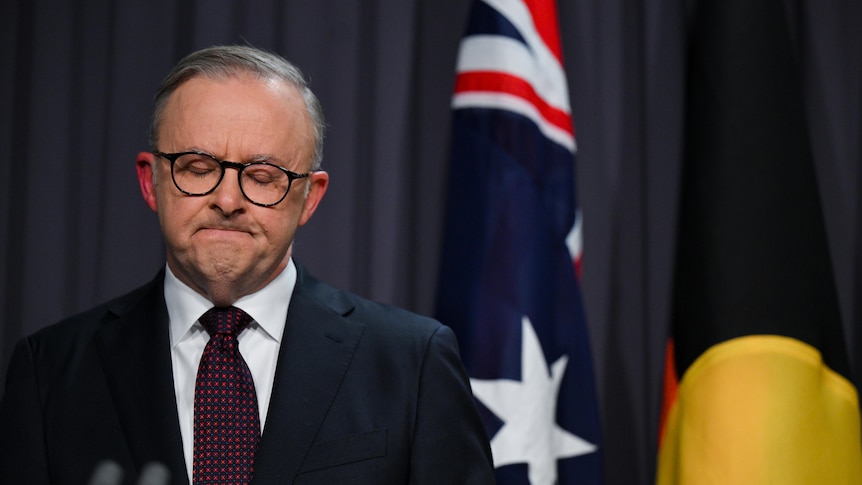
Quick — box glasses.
[153,151,311,207]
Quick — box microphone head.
[87,460,123,485]
[138,462,170,485]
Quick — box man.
[0,46,494,484]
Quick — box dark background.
[2,1,860,483]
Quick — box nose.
[210,166,246,215]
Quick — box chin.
[206,258,251,278]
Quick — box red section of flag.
[523,0,564,62]
[455,70,575,136]
[658,339,678,448]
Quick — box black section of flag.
[671,0,851,379]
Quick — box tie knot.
[199,306,253,337]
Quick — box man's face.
[136,75,328,306]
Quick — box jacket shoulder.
[296,262,442,338]
[26,272,163,351]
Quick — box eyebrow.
[184,147,287,166]
[246,153,285,164]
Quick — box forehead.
[159,75,313,165]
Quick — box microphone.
[87,461,123,485]
[138,462,170,485]
[87,460,170,485]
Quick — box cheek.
[259,209,302,246]
[156,194,200,242]
[262,215,293,241]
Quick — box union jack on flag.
[435,0,603,484]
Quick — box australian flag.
[435,0,603,483]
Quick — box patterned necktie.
[193,306,260,484]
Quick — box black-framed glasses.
[153,151,311,207]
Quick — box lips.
[196,220,251,232]
[203,227,245,232]
[196,226,253,238]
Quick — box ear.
[136,151,159,212]
[298,171,329,226]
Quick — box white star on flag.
[470,315,597,485]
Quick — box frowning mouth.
[196,226,252,237]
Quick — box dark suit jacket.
[0,263,494,484]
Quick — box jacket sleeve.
[408,325,496,484]
[0,337,51,484]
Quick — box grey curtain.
[2,1,859,483]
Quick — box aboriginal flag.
[657,0,862,483]
[435,0,602,483]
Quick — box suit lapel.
[95,273,188,484]
[252,264,364,483]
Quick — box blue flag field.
[435,0,603,483]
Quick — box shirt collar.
[165,259,297,347]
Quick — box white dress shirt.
[164,259,296,481]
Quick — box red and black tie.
[193,306,260,484]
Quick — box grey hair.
[148,45,325,170]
